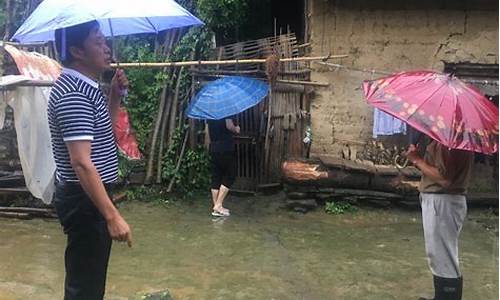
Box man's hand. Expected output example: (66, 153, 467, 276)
(405, 144, 422, 164)
(110, 69, 129, 99)
(67, 140, 133, 248)
(234, 126, 241, 135)
(106, 212, 133, 247)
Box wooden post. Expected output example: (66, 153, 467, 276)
(156, 91, 172, 184)
(145, 79, 168, 184)
(263, 88, 273, 181)
(188, 74, 197, 149)
(167, 67, 184, 147)
(167, 131, 189, 193)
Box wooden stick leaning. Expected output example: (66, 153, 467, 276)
(167, 131, 189, 193)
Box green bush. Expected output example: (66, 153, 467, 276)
(124, 185, 171, 206)
(119, 44, 168, 153)
(161, 127, 211, 198)
(325, 201, 358, 215)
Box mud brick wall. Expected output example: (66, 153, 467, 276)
(306, 0, 499, 193)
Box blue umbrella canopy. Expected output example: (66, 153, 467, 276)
(12, 0, 203, 43)
(186, 76, 270, 120)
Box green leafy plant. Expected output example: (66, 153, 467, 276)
(325, 201, 358, 215)
(161, 127, 211, 198)
(124, 185, 171, 206)
(119, 44, 168, 153)
(197, 0, 248, 43)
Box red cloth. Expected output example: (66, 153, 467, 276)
(114, 106, 142, 160)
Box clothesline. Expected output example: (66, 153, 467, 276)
(316, 61, 392, 76)
(316, 61, 499, 86)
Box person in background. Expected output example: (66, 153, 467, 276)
(48, 20, 132, 299)
(208, 118, 240, 217)
(406, 139, 474, 300)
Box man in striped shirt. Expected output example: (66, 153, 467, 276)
(48, 20, 132, 300)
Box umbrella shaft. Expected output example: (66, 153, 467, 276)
(409, 128, 422, 145)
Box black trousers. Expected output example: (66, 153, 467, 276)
(53, 183, 113, 300)
(210, 151, 236, 189)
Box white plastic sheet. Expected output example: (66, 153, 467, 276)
(0, 83, 55, 203)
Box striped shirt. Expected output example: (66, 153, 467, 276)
(47, 68, 118, 183)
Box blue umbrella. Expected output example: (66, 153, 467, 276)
(12, 0, 203, 43)
(186, 76, 270, 120)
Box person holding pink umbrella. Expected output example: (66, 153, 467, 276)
(364, 70, 498, 300)
(406, 140, 473, 300)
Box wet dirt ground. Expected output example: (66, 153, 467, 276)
(0, 193, 497, 300)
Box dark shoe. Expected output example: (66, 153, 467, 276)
(434, 276, 463, 300)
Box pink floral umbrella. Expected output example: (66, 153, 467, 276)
(363, 70, 499, 154)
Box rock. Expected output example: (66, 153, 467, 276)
(293, 206, 309, 213)
(286, 199, 318, 212)
(318, 187, 336, 193)
(286, 192, 311, 199)
(284, 184, 318, 193)
(315, 193, 334, 201)
(142, 290, 174, 300)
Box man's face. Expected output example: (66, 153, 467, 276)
(73, 27, 112, 73)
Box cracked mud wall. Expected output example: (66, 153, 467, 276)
(308, 0, 499, 157)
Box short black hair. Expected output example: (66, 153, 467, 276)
(55, 20, 100, 66)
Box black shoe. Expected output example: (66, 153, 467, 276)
(433, 276, 463, 300)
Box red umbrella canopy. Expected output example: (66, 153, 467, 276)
(363, 71, 499, 154)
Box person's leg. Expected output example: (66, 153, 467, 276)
(64, 220, 112, 300)
(211, 189, 219, 207)
(420, 193, 467, 300)
(210, 152, 223, 213)
(55, 184, 113, 300)
(215, 152, 235, 214)
(214, 184, 230, 213)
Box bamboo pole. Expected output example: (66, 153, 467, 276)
(167, 131, 189, 193)
(156, 91, 172, 184)
(110, 55, 348, 69)
(0, 212, 31, 219)
(155, 67, 179, 184)
(3, 0, 12, 40)
(276, 79, 329, 87)
(167, 67, 185, 147)
(264, 89, 273, 180)
(144, 81, 168, 184)
(0, 80, 54, 90)
(194, 73, 329, 87)
(0, 207, 54, 214)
